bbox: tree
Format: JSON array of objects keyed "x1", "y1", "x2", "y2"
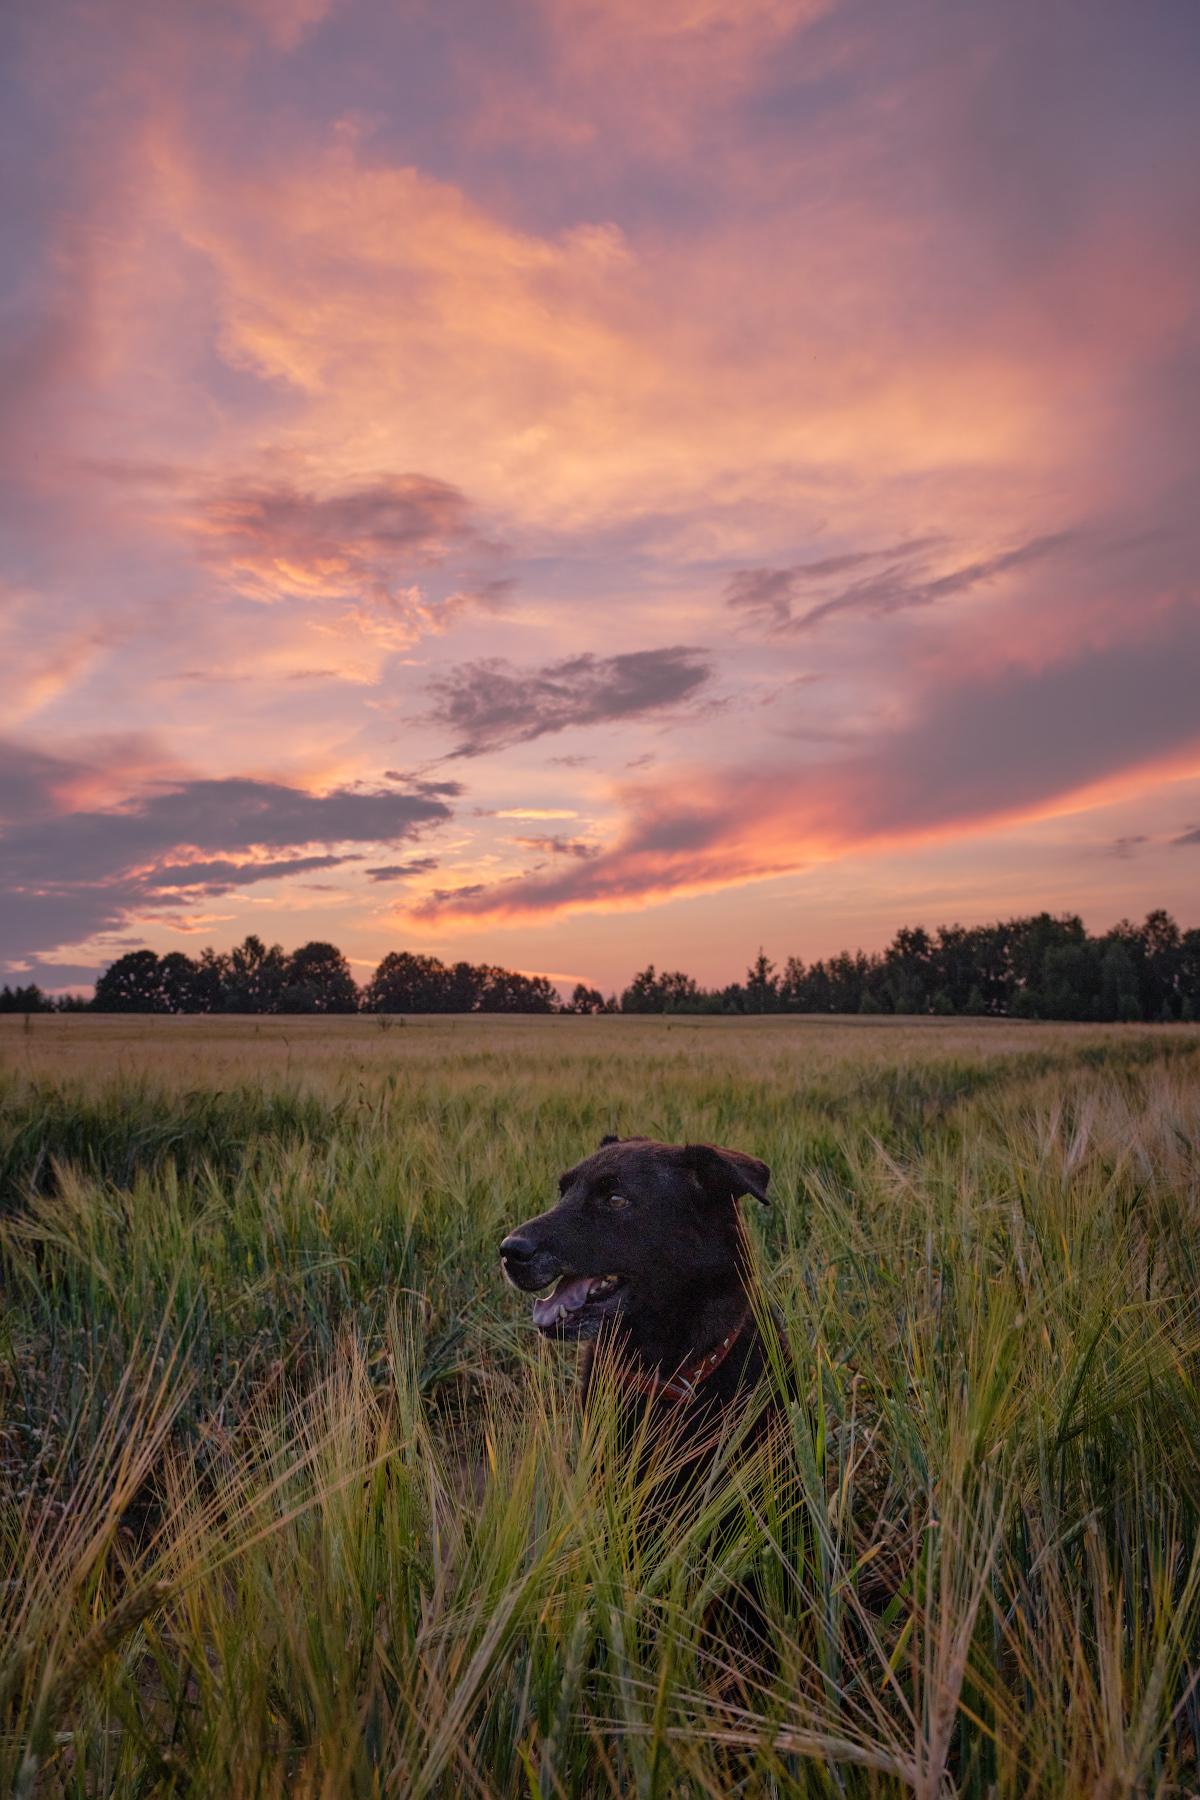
[
  {"x1": 1100, "y1": 937, "x2": 1142, "y2": 1022},
  {"x1": 445, "y1": 961, "x2": 485, "y2": 1012},
  {"x1": 1039, "y1": 941, "x2": 1100, "y2": 1021},
  {"x1": 159, "y1": 952, "x2": 200, "y2": 1014},
  {"x1": 779, "y1": 956, "x2": 806, "y2": 1011},
  {"x1": 827, "y1": 950, "x2": 877, "y2": 1013},
  {"x1": 0, "y1": 983, "x2": 54, "y2": 1013},
  {"x1": 478, "y1": 966, "x2": 558, "y2": 1012},
  {"x1": 621, "y1": 966, "x2": 662, "y2": 1013},
  {"x1": 1140, "y1": 909, "x2": 1182, "y2": 1019},
  {"x1": 1180, "y1": 929, "x2": 1200, "y2": 1020},
  {"x1": 744, "y1": 950, "x2": 779, "y2": 1013},
  {"x1": 564, "y1": 983, "x2": 605, "y2": 1014},
  {"x1": 659, "y1": 970, "x2": 700, "y2": 1012},
  {"x1": 224, "y1": 936, "x2": 285, "y2": 1012},
  {"x1": 93, "y1": 950, "x2": 166, "y2": 1012},
  {"x1": 364, "y1": 952, "x2": 453, "y2": 1012},
  {"x1": 191, "y1": 947, "x2": 230, "y2": 1012},
  {"x1": 280, "y1": 942, "x2": 359, "y2": 1013},
  {"x1": 884, "y1": 925, "x2": 934, "y2": 1013}
]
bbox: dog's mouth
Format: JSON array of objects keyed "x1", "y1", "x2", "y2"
[{"x1": 531, "y1": 1272, "x2": 627, "y2": 1334}]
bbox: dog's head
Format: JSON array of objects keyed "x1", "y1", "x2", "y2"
[{"x1": 499, "y1": 1134, "x2": 770, "y2": 1341}]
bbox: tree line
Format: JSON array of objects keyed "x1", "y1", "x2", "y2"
[
  {"x1": 1, "y1": 939, "x2": 561, "y2": 1016},
  {"x1": 614, "y1": 910, "x2": 1200, "y2": 1023},
  {"x1": 2, "y1": 909, "x2": 1197, "y2": 1021}
]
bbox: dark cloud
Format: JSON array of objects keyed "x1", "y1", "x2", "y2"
[
  {"x1": 382, "y1": 772, "x2": 465, "y2": 797},
  {"x1": 0, "y1": 761, "x2": 453, "y2": 959},
  {"x1": 1108, "y1": 835, "x2": 1149, "y2": 859},
  {"x1": 1171, "y1": 825, "x2": 1200, "y2": 847},
  {"x1": 364, "y1": 857, "x2": 439, "y2": 882},
  {"x1": 3, "y1": 777, "x2": 450, "y2": 889},
  {"x1": 426, "y1": 882, "x2": 487, "y2": 904},
  {"x1": 428, "y1": 646, "x2": 712, "y2": 757},
  {"x1": 147, "y1": 854, "x2": 363, "y2": 893},
  {"x1": 726, "y1": 535, "x2": 1072, "y2": 633}
]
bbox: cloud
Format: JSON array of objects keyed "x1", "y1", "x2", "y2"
[
  {"x1": 147, "y1": 853, "x2": 362, "y2": 893},
  {"x1": 415, "y1": 604, "x2": 1200, "y2": 923},
  {"x1": 192, "y1": 472, "x2": 483, "y2": 612},
  {"x1": 382, "y1": 773, "x2": 466, "y2": 798},
  {"x1": 2, "y1": 775, "x2": 450, "y2": 888},
  {"x1": 0, "y1": 739, "x2": 85, "y2": 824},
  {"x1": 510, "y1": 835, "x2": 600, "y2": 859},
  {"x1": 1171, "y1": 825, "x2": 1200, "y2": 847},
  {"x1": 726, "y1": 534, "x2": 1072, "y2": 633},
  {"x1": 493, "y1": 808, "x2": 581, "y2": 820},
  {"x1": 364, "y1": 857, "x2": 439, "y2": 882},
  {"x1": 0, "y1": 754, "x2": 453, "y2": 958},
  {"x1": 1107, "y1": 834, "x2": 1148, "y2": 859},
  {"x1": 529, "y1": 0, "x2": 838, "y2": 154},
  {"x1": 427, "y1": 646, "x2": 712, "y2": 757}
]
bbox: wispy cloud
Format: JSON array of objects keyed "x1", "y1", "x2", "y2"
[
  {"x1": 726, "y1": 535, "x2": 1074, "y2": 633},
  {"x1": 147, "y1": 853, "x2": 362, "y2": 893},
  {"x1": 510, "y1": 835, "x2": 599, "y2": 859},
  {"x1": 364, "y1": 856, "x2": 439, "y2": 882}
]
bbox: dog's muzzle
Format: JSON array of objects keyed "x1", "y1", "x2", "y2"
[{"x1": 499, "y1": 1232, "x2": 562, "y2": 1294}]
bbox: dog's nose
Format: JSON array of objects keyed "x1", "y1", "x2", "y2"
[{"x1": 499, "y1": 1232, "x2": 536, "y2": 1265}]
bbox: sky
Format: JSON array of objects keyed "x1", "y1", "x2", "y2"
[{"x1": 2, "y1": 0, "x2": 1199, "y2": 997}]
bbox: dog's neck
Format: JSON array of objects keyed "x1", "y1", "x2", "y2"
[{"x1": 619, "y1": 1266, "x2": 753, "y2": 1382}]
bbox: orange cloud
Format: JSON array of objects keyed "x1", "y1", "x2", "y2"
[
  {"x1": 188, "y1": 473, "x2": 476, "y2": 604},
  {"x1": 117, "y1": 118, "x2": 1081, "y2": 546}
]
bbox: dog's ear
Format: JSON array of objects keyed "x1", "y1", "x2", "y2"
[
  {"x1": 599, "y1": 1133, "x2": 621, "y2": 1147},
  {"x1": 682, "y1": 1142, "x2": 771, "y2": 1205}
]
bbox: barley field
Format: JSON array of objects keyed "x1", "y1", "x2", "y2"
[{"x1": 2, "y1": 1013, "x2": 1199, "y2": 1797}]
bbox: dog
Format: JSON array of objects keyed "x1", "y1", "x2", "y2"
[
  {"x1": 499, "y1": 1133, "x2": 783, "y2": 1441},
  {"x1": 501, "y1": 1131, "x2": 791, "y2": 1691},
  {"x1": 500, "y1": 1134, "x2": 906, "y2": 1666}
]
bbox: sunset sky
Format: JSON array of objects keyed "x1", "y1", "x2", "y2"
[{"x1": 3, "y1": 0, "x2": 1199, "y2": 996}]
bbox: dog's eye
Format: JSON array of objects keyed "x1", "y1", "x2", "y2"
[{"x1": 601, "y1": 1190, "x2": 631, "y2": 1211}]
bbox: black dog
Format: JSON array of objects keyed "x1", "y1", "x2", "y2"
[{"x1": 500, "y1": 1133, "x2": 782, "y2": 1436}]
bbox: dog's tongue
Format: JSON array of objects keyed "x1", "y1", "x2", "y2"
[{"x1": 532, "y1": 1274, "x2": 594, "y2": 1327}]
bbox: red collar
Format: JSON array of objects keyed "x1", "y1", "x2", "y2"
[{"x1": 622, "y1": 1307, "x2": 752, "y2": 1405}]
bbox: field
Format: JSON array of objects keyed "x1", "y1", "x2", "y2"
[{"x1": 3, "y1": 1013, "x2": 1200, "y2": 1797}]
